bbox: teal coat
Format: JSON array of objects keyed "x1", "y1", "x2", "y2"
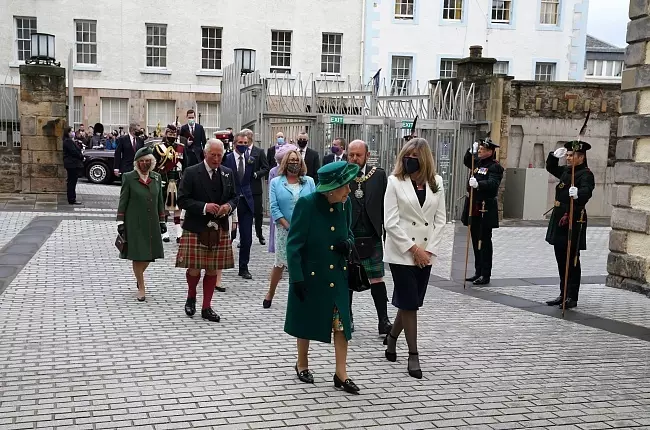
[
  {"x1": 284, "y1": 193, "x2": 354, "y2": 343},
  {"x1": 116, "y1": 170, "x2": 165, "y2": 261}
]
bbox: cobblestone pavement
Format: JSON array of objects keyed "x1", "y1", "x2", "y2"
[{"x1": 0, "y1": 183, "x2": 649, "y2": 429}]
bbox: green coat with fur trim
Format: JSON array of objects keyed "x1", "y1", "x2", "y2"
[
  {"x1": 117, "y1": 170, "x2": 165, "y2": 261},
  {"x1": 284, "y1": 193, "x2": 354, "y2": 343}
]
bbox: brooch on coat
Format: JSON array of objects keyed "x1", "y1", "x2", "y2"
[
  {"x1": 354, "y1": 167, "x2": 376, "y2": 199},
  {"x1": 247, "y1": 157, "x2": 255, "y2": 165},
  {"x1": 221, "y1": 171, "x2": 229, "y2": 178}
]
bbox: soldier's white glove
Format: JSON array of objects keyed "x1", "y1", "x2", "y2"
[
  {"x1": 553, "y1": 147, "x2": 567, "y2": 158},
  {"x1": 471, "y1": 142, "x2": 479, "y2": 154},
  {"x1": 469, "y1": 177, "x2": 479, "y2": 189},
  {"x1": 569, "y1": 186, "x2": 578, "y2": 199}
]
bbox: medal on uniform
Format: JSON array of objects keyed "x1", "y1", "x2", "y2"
[
  {"x1": 354, "y1": 166, "x2": 376, "y2": 199},
  {"x1": 354, "y1": 188, "x2": 364, "y2": 199}
]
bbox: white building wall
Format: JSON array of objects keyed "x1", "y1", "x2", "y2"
[
  {"x1": 1, "y1": 0, "x2": 363, "y2": 92},
  {"x1": 364, "y1": 0, "x2": 588, "y2": 87}
]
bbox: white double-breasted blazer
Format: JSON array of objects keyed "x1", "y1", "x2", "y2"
[{"x1": 383, "y1": 174, "x2": 447, "y2": 266}]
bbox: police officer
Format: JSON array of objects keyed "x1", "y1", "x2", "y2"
[
  {"x1": 544, "y1": 141, "x2": 595, "y2": 309},
  {"x1": 461, "y1": 138, "x2": 504, "y2": 285}
]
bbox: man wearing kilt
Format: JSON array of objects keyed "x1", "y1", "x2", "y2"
[
  {"x1": 346, "y1": 140, "x2": 393, "y2": 335},
  {"x1": 176, "y1": 139, "x2": 238, "y2": 322}
]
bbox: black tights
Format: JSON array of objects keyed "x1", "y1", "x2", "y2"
[{"x1": 386, "y1": 309, "x2": 419, "y2": 371}]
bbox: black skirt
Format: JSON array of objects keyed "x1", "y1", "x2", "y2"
[{"x1": 389, "y1": 263, "x2": 432, "y2": 311}]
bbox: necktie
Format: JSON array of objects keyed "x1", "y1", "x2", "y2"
[
  {"x1": 238, "y1": 155, "x2": 244, "y2": 181},
  {"x1": 132, "y1": 137, "x2": 136, "y2": 151}
]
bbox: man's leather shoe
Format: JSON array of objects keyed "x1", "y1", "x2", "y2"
[
  {"x1": 473, "y1": 276, "x2": 490, "y2": 285},
  {"x1": 184, "y1": 298, "x2": 196, "y2": 316},
  {"x1": 201, "y1": 307, "x2": 221, "y2": 322},
  {"x1": 259, "y1": 237, "x2": 266, "y2": 245},
  {"x1": 238, "y1": 270, "x2": 252, "y2": 280},
  {"x1": 378, "y1": 318, "x2": 393, "y2": 335},
  {"x1": 559, "y1": 298, "x2": 578, "y2": 309},
  {"x1": 546, "y1": 296, "x2": 563, "y2": 306},
  {"x1": 465, "y1": 274, "x2": 480, "y2": 282}
]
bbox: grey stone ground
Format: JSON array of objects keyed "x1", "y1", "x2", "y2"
[{"x1": 0, "y1": 182, "x2": 649, "y2": 430}]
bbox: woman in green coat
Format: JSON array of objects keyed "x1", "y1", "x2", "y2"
[
  {"x1": 284, "y1": 160, "x2": 360, "y2": 394},
  {"x1": 116, "y1": 146, "x2": 166, "y2": 301}
]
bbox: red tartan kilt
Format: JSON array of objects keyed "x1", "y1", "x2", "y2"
[{"x1": 175, "y1": 229, "x2": 234, "y2": 270}]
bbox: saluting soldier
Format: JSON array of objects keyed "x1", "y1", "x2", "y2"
[
  {"x1": 461, "y1": 138, "x2": 504, "y2": 285},
  {"x1": 347, "y1": 139, "x2": 392, "y2": 336},
  {"x1": 544, "y1": 142, "x2": 595, "y2": 309}
]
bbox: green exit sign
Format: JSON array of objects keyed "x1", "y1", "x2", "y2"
[
  {"x1": 402, "y1": 121, "x2": 413, "y2": 129},
  {"x1": 330, "y1": 115, "x2": 344, "y2": 124}
]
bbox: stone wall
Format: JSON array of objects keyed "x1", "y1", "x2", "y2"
[
  {"x1": 18, "y1": 65, "x2": 67, "y2": 193},
  {"x1": 606, "y1": 1, "x2": 650, "y2": 297}
]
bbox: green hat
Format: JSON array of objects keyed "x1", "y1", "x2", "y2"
[
  {"x1": 134, "y1": 146, "x2": 153, "y2": 160},
  {"x1": 315, "y1": 161, "x2": 360, "y2": 193}
]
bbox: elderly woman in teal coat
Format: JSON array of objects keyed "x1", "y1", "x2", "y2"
[{"x1": 284, "y1": 160, "x2": 360, "y2": 394}]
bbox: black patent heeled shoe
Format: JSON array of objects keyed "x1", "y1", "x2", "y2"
[
  {"x1": 408, "y1": 352, "x2": 422, "y2": 379},
  {"x1": 295, "y1": 364, "x2": 314, "y2": 384},
  {"x1": 384, "y1": 333, "x2": 398, "y2": 362},
  {"x1": 334, "y1": 374, "x2": 360, "y2": 394}
]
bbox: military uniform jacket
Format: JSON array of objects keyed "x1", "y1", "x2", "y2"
[
  {"x1": 284, "y1": 193, "x2": 354, "y2": 343},
  {"x1": 544, "y1": 153, "x2": 595, "y2": 250},
  {"x1": 349, "y1": 165, "x2": 387, "y2": 239},
  {"x1": 461, "y1": 151, "x2": 504, "y2": 228}
]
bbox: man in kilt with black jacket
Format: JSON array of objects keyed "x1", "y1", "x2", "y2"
[{"x1": 346, "y1": 139, "x2": 393, "y2": 335}]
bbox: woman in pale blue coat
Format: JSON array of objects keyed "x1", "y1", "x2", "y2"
[{"x1": 263, "y1": 149, "x2": 316, "y2": 308}]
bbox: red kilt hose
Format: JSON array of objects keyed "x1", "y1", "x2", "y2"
[{"x1": 175, "y1": 229, "x2": 234, "y2": 270}]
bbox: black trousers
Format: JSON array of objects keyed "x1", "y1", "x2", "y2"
[
  {"x1": 470, "y1": 219, "x2": 493, "y2": 278},
  {"x1": 554, "y1": 243, "x2": 581, "y2": 301},
  {"x1": 253, "y1": 193, "x2": 264, "y2": 239},
  {"x1": 65, "y1": 167, "x2": 79, "y2": 203}
]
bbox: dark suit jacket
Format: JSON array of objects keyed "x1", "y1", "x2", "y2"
[
  {"x1": 114, "y1": 134, "x2": 144, "y2": 173},
  {"x1": 349, "y1": 165, "x2": 387, "y2": 239},
  {"x1": 63, "y1": 138, "x2": 84, "y2": 170},
  {"x1": 179, "y1": 123, "x2": 207, "y2": 149},
  {"x1": 248, "y1": 146, "x2": 269, "y2": 195},
  {"x1": 300, "y1": 147, "x2": 321, "y2": 183},
  {"x1": 267, "y1": 145, "x2": 277, "y2": 170},
  {"x1": 177, "y1": 162, "x2": 238, "y2": 234},
  {"x1": 223, "y1": 151, "x2": 255, "y2": 212},
  {"x1": 323, "y1": 152, "x2": 348, "y2": 166},
  {"x1": 180, "y1": 136, "x2": 204, "y2": 169}
]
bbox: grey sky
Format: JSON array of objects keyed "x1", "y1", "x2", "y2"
[{"x1": 587, "y1": 0, "x2": 629, "y2": 47}]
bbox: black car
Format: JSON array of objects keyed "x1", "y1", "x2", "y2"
[{"x1": 83, "y1": 137, "x2": 162, "y2": 184}]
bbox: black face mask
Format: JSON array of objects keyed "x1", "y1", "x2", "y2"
[
  {"x1": 297, "y1": 139, "x2": 308, "y2": 148},
  {"x1": 403, "y1": 157, "x2": 420, "y2": 175},
  {"x1": 135, "y1": 130, "x2": 144, "y2": 137},
  {"x1": 166, "y1": 136, "x2": 176, "y2": 143}
]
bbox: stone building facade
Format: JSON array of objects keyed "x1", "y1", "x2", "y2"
[{"x1": 607, "y1": 1, "x2": 650, "y2": 297}]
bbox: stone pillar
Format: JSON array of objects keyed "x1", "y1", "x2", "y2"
[
  {"x1": 18, "y1": 64, "x2": 67, "y2": 193},
  {"x1": 606, "y1": 1, "x2": 650, "y2": 296}
]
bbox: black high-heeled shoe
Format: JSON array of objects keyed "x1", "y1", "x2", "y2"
[
  {"x1": 333, "y1": 374, "x2": 359, "y2": 394},
  {"x1": 408, "y1": 352, "x2": 422, "y2": 379},
  {"x1": 295, "y1": 364, "x2": 314, "y2": 384},
  {"x1": 384, "y1": 333, "x2": 397, "y2": 362}
]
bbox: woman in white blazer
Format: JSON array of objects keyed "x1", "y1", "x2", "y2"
[{"x1": 383, "y1": 137, "x2": 446, "y2": 379}]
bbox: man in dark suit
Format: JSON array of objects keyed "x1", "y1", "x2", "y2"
[
  {"x1": 296, "y1": 132, "x2": 320, "y2": 183},
  {"x1": 223, "y1": 131, "x2": 256, "y2": 280},
  {"x1": 347, "y1": 139, "x2": 392, "y2": 335},
  {"x1": 177, "y1": 139, "x2": 239, "y2": 322},
  {"x1": 242, "y1": 129, "x2": 270, "y2": 245},
  {"x1": 114, "y1": 123, "x2": 145, "y2": 177},
  {"x1": 266, "y1": 131, "x2": 285, "y2": 170},
  {"x1": 322, "y1": 137, "x2": 347, "y2": 166},
  {"x1": 179, "y1": 109, "x2": 207, "y2": 150}
]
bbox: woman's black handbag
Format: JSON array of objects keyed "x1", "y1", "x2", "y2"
[
  {"x1": 115, "y1": 234, "x2": 126, "y2": 253},
  {"x1": 348, "y1": 244, "x2": 371, "y2": 292}
]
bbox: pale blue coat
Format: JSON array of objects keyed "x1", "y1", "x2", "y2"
[{"x1": 269, "y1": 175, "x2": 316, "y2": 224}]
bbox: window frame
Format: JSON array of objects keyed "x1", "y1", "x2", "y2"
[
  {"x1": 74, "y1": 19, "x2": 98, "y2": 65},
  {"x1": 270, "y1": 30, "x2": 292, "y2": 74},
  {"x1": 146, "y1": 100, "x2": 176, "y2": 135},
  {"x1": 442, "y1": 0, "x2": 464, "y2": 21},
  {"x1": 73, "y1": 96, "x2": 83, "y2": 131},
  {"x1": 201, "y1": 26, "x2": 223, "y2": 71},
  {"x1": 394, "y1": 0, "x2": 415, "y2": 20},
  {"x1": 586, "y1": 59, "x2": 624, "y2": 78},
  {"x1": 439, "y1": 58, "x2": 459, "y2": 79},
  {"x1": 534, "y1": 62, "x2": 557, "y2": 81},
  {"x1": 540, "y1": 0, "x2": 560, "y2": 25},
  {"x1": 390, "y1": 55, "x2": 413, "y2": 96},
  {"x1": 100, "y1": 98, "x2": 130, "y2": 134},
  {"x1": 321, "y1": 33, "x2": 343, "y2": 75},
  {"x1": 145, "y1": 23, "x2": 168, "y2": 69},
  {"x1": 14, "y1": 16, "x2": 37, "y2": 62},
  {"x1": 196, "y1": 102, "x2": 221, "y2": 137},
  {"x1": 493, "y1": 61, "x2": 510, "y2": 75},
  {"x1": 491, "y1": 0, "x2": 512, "y2": 24}
]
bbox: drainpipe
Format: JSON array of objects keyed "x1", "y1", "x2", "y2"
[{"x1": 360, "y1": 0, "x2": 366, "y2": 79}]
